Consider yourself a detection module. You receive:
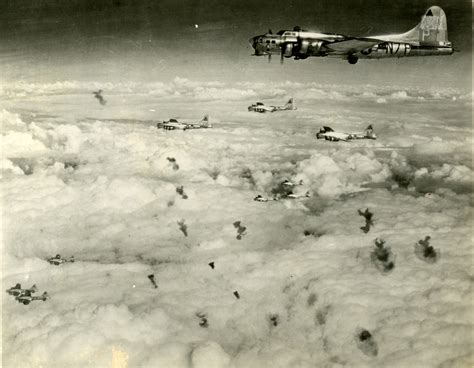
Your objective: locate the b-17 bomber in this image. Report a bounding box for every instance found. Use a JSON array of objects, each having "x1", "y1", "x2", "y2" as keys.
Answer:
[
  {"x1": 248, "y1": 98, "x2": 295, "y2": 113},
  {"x1": 250, "y1": 6, "x2": 454, "y2": 64},
  {"x1": 15, "y1": 291, "x2": 49, "y2": 305},
  {"x1": 6, "y1": 283, "x2": 37, "y2": 297},
  {"x1": 6, "y1": 284, "x2": 49, "y2": 305},
  {"x1": 48, "y1": 254, "x2": 75, "y2": 265},
  {"x1": 254, "y1": 191, "x2": 311, "y2": 202},
  {"x1": 316, "y1": 125, "x2": 376, "y2": 142},
  {"x1": 254, "y1": 179, "x2": 311, "y2": 202},
  {"x1": 157, "y1": 115, "x2": 212, "y2": 131}
]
